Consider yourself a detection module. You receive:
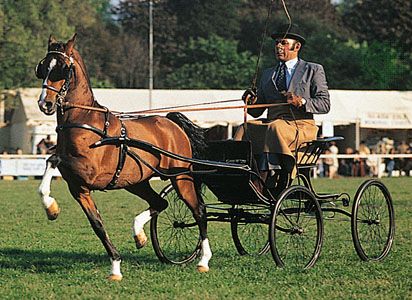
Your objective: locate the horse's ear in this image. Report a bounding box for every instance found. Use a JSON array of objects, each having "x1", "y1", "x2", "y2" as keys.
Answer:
[
  {"x1": 48, "y1": 35, "x2": 57, "y2": 46},
  {"x1": 66, "y1": 33, "x2": 77, "y2": 55}
]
